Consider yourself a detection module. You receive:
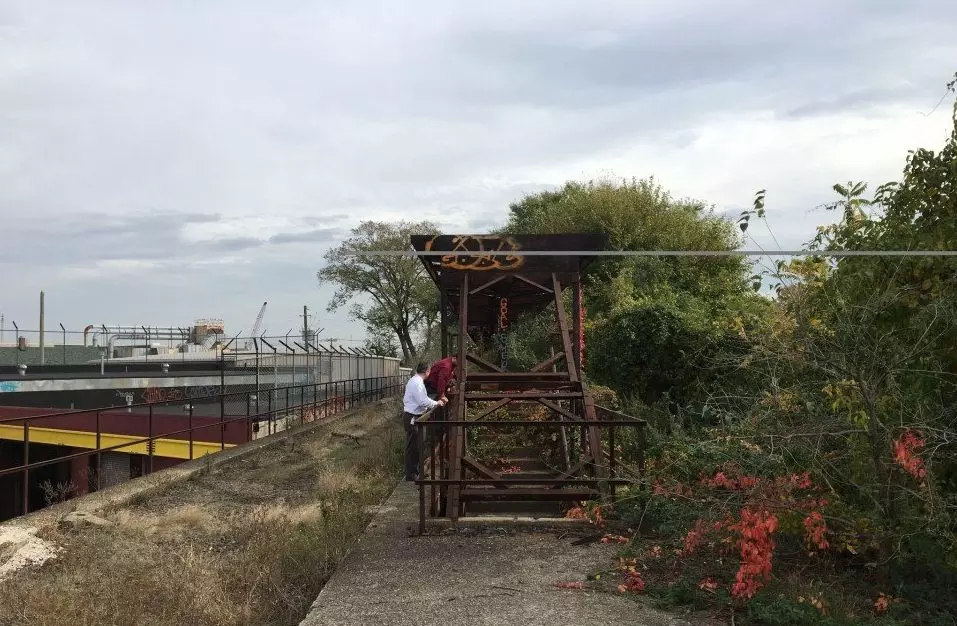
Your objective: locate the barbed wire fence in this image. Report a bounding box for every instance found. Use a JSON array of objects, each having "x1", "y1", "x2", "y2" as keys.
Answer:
[
  {"x1": 218, "y1": 336, "x2": 406, "y2": 437},
  {"x1": 0, "y1": 327, "x2": 410, "y2": 428}
]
